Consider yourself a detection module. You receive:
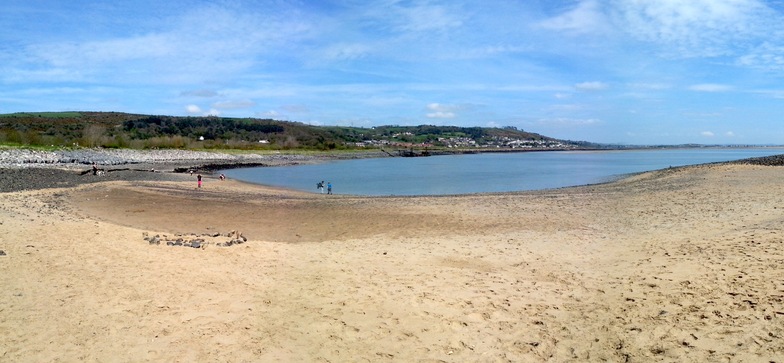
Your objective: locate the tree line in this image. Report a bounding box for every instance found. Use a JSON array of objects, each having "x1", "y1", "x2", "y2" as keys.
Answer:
[{"x1": 0, "y1": 111, "x2": 568, "y2": 150}]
